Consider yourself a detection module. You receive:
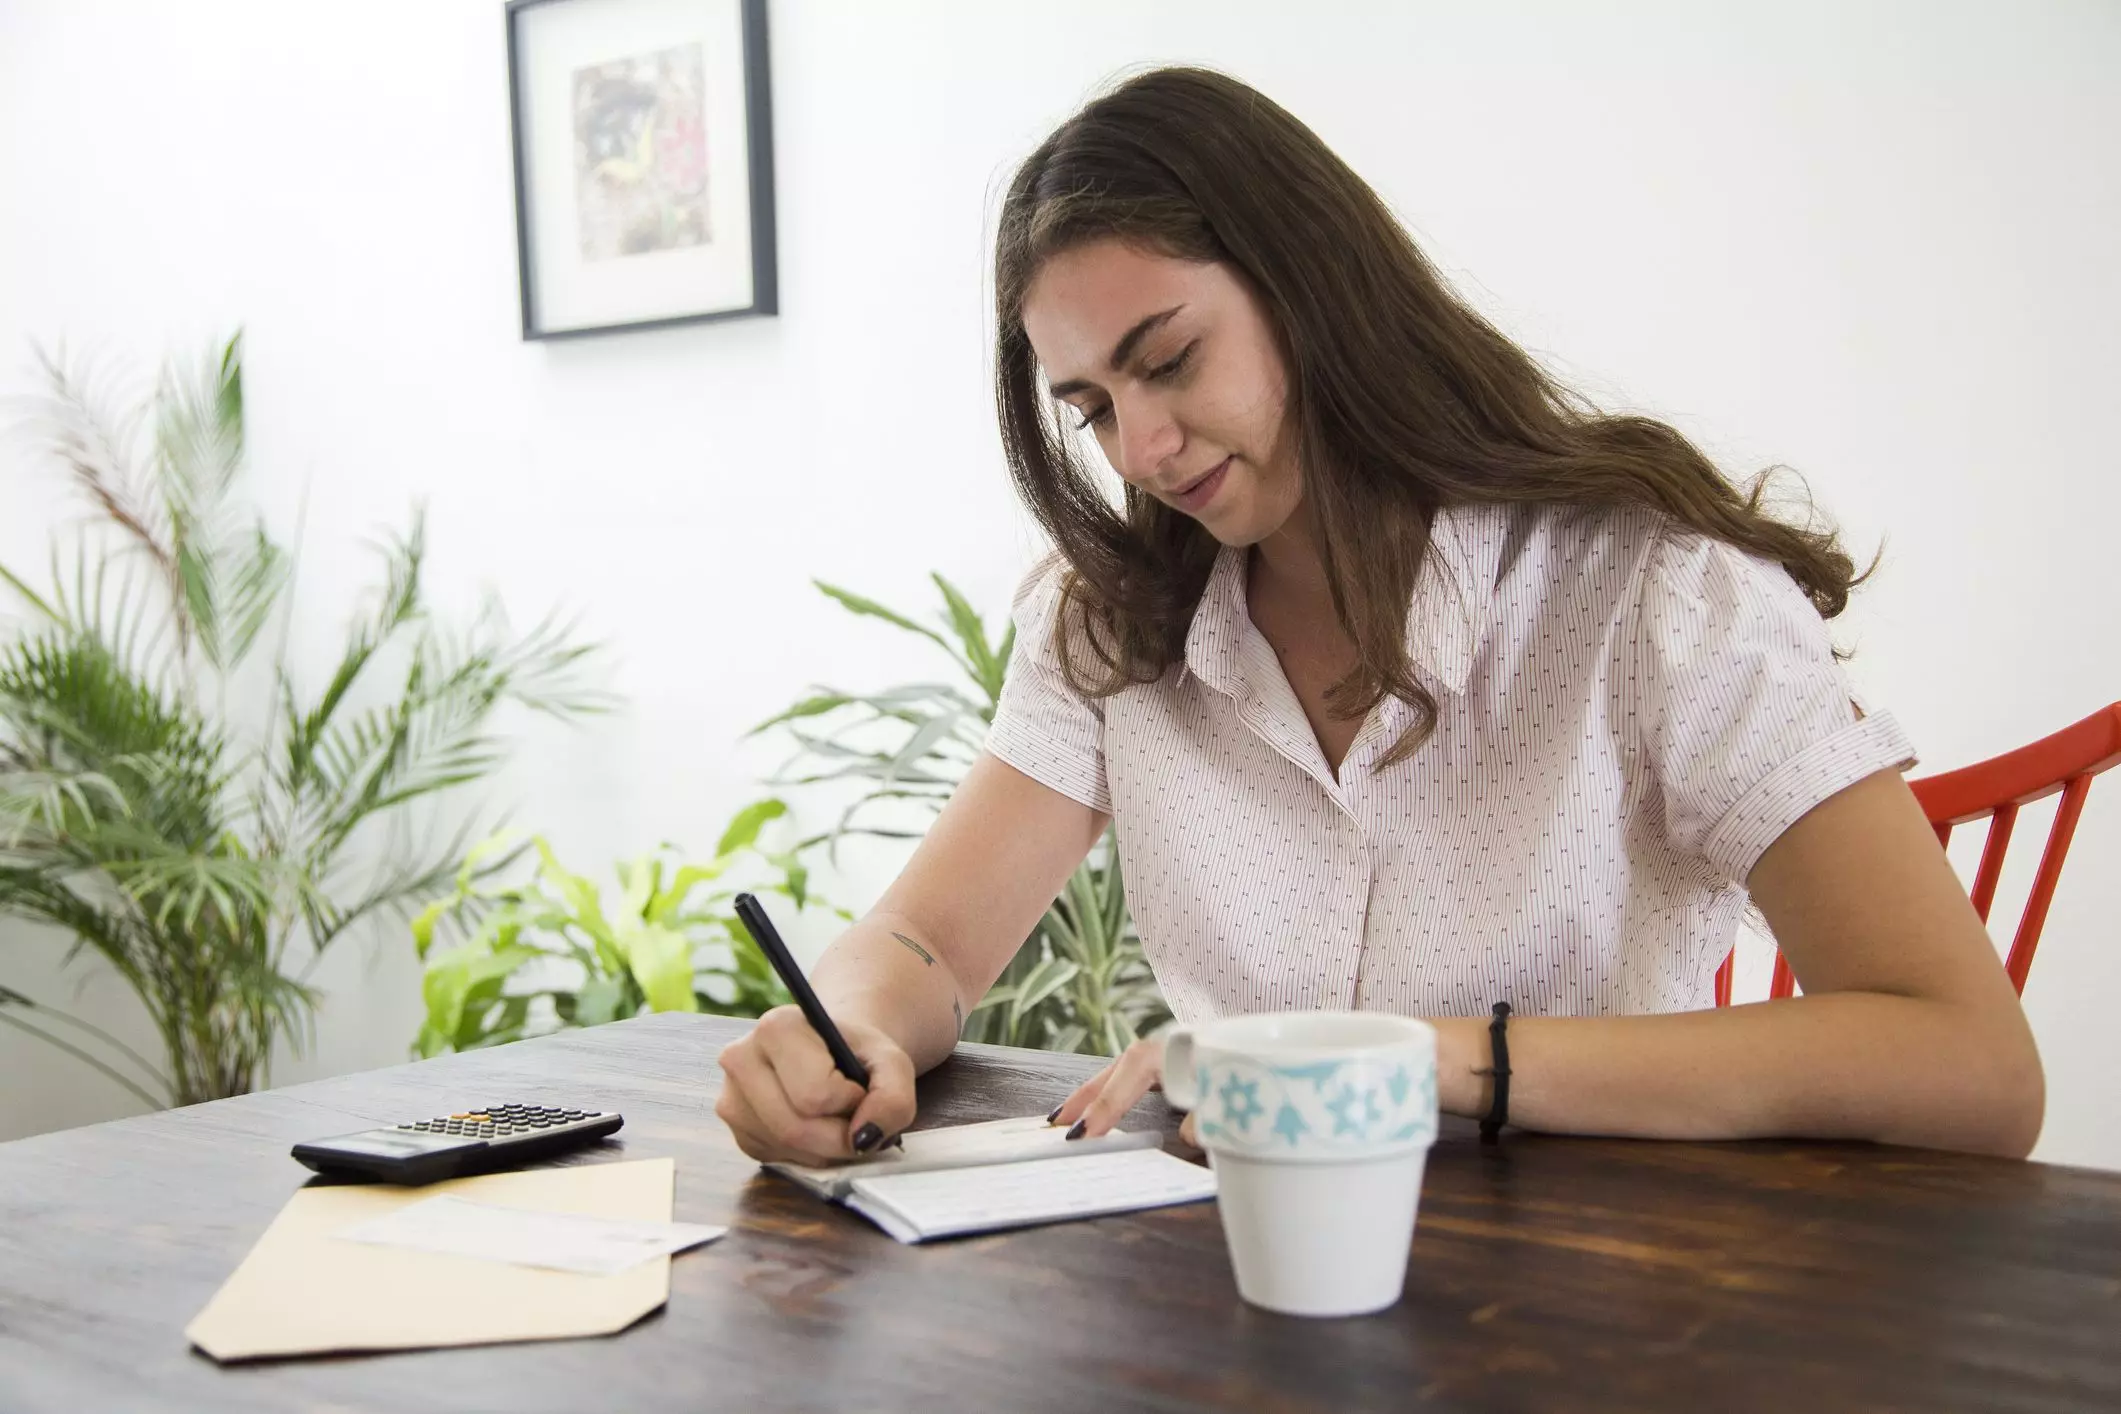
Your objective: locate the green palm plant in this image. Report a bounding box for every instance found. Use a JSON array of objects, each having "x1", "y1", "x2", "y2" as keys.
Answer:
[
  {"x1": 752, "y1": 576, "x2": 1168, "y2": 1056},
  {"x1": 0, "y1": 333, "x2": 609, "y2": 1107}
]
